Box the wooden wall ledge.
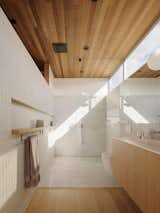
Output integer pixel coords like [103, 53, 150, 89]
[12, 127, 44, 137]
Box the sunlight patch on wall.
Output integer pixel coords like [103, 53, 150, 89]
[48, 105, 89, 148]
[123, 100, 149, 124]
[48, 81, 109, 148]
[91, 82, 108, 109]
[109, 65, 124, 92]
[0, 148, 18, 210]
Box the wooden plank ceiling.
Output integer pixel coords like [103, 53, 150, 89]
[131, 64, 160, 78]
[1, 0, 160, 78]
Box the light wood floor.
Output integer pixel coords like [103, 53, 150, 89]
[26, 188, 142, 213]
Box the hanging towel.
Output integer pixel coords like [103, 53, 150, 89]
[24, 135, 40, 188]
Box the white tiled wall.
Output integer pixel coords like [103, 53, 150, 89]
[40, 157, 119, 187]
[55, 99, 106, 157]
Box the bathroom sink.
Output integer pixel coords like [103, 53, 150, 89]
[113, 137, 160, 155]
[136, 138, 160, 148]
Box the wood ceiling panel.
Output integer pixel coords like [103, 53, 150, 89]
[131, 64, 160, 78]
[1, 0, 160, 78]
[0, 0, 47, 69]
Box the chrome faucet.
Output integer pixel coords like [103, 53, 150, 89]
[137, 130, 144, 140]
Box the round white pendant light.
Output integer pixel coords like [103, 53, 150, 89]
[147, 48, 160, 71]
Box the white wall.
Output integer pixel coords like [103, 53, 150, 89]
[0, 8, 55, 213]
[54, 95, 87, 127]
[105, 78, 160, 154]
[49, 66, 55, 95]
[51, 78, 108, 157]
[120, 78, 160, 138]
[120, 78, 160, 96]
[52, 78, 108, 96]
[106, 88, 121, 154]
[125, 95, 160, 123]
[55, 99, 106, 157]
[120, 78, 160, 126]
[53, 78, 108, 127]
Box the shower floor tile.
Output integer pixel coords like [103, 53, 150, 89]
[40, 157, 119, 187]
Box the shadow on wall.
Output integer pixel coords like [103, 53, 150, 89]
[48, 81, 109, 148]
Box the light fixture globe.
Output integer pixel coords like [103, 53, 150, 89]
[147, 48, 160, 71]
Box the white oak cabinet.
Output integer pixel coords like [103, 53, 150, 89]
[112, 139, 160, 213]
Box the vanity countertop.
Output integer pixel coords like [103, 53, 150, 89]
[113, 137, 160, 155]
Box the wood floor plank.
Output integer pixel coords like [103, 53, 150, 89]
[55, 189, 79, 213]
[77, 189, 99, 213]
[109, 188, 142, 213]
[26, 188, 142, 213]
[94, 188, 119, 213]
